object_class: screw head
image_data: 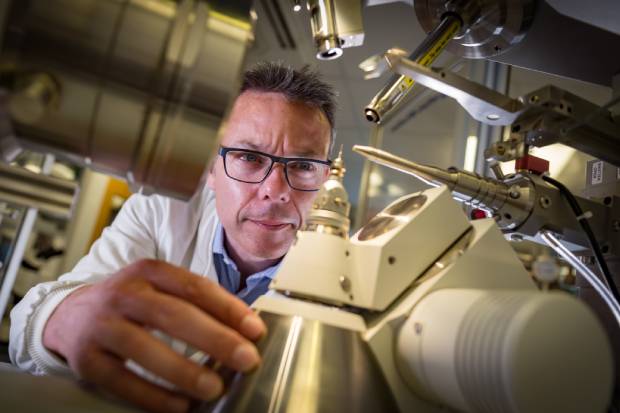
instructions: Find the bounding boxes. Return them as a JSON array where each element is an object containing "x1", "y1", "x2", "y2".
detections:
[
  {"x1": 539, "y1": 196, "x2": 552, "y2": 209},
  {"x1": 339, "y1": 275, "x2": 351, "y2": 292},
  {"x1": 510, "y1": 233, "x2": 524, "y2": 242}
]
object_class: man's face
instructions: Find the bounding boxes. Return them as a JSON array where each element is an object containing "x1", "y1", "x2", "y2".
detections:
[{"x1": 207, "y1": 91, "x2": 331, "y2": 262}]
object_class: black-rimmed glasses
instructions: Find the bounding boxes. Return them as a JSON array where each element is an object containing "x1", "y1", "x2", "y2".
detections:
[{"x1": 218, "y1": 146, "x2": 331, "y2": 191}]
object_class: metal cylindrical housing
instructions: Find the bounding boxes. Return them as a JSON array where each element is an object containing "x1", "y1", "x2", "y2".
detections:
[
  {"x1": 1, "y1": 0, "x2": 254, "y2": 199},
  {"x1": 397, "y1": 288, "x2": 613, "y2": 413},
  {"x1": 365, "y1": 13, "x2": 460, "y2": 123},
  {"x1": 308, "y1": 0, "x2": 343, "y2": 60},
  {"x1": 415, "y1": 0, "x2": 536, "y2": 59}
]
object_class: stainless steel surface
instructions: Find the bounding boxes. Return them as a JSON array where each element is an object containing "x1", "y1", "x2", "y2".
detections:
[
  {"x1": 414, "y1": 0, "x2": 535, "y2": 60},
  {"x1": 1, "y1": 0, "x2": 254, "y2": 199},
  {"x1": 0, "y1": 363, "x2": 138, "y2": 413},
  {"x1": 364, "y1": 14, "x2": 460, "y2": 124},
  {"x1": 7, "y1": 72, "x2": 61, "y2": 125},
  {"x1": 198, "y1": 312, "x2": 399, "y2": 413},
  {"x1": 490, "y1": 0, "x2": 620, "y2": 86},
  {"x1": 0, "y1": 162, "x2": 77, "y2": 217},
  {"x1": 357, "y1": 193, "x2": 427, "y2": 241},
  {"x1": 383, "y1": 51, "x2": 525, "y2": 125}
]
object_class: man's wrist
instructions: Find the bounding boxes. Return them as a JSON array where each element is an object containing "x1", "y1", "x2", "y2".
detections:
[{"x1": 31, "y1": 284, "x2": 89, "y2": 373}]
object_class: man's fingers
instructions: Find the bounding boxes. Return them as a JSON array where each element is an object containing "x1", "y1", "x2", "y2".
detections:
[
  {"x1": 96, "y1": 319, "x2": 223, "y2": 401},
  {"x1": 128, "y1": 260, "x2": 266, "y2": 340},
  {"x1": 77, "y1": 350, "x2": 191, "y2": 413},
  {"x1": 118, "y1": 289, "x2": 261, "y2": 372}
]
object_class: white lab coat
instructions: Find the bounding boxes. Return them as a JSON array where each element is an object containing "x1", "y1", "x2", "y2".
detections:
[{"x1": 9, "y1": 184, "x2": 222, "y2": 376}]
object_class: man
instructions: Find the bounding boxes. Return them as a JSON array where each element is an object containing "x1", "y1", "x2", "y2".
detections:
[{"x1": 9, "y1": 62, "x2": 336, "y2": 413}]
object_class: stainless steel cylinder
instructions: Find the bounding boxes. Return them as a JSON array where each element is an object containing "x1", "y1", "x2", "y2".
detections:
[
  {"x1": 0, "y1": 0, "x2": 254, "y2": 199},
  {"x1": 308, "y1": 0, "x2": 343, "y2": 60}
]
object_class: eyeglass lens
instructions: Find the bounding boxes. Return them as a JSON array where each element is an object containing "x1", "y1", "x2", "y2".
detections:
[{"x1": 224, "y1": 150, "x2": 328, "y2": 191}]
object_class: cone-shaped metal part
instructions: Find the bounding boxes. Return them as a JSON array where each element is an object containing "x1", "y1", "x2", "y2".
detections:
[
  {"x1": 352, "y1": 145, "x2": 515, "y2": 214},
  {"x1": 196, "y1": 312, "x2": 399, "y2": 413}
]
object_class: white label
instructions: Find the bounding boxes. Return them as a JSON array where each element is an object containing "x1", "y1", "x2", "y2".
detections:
[{"x1": 591, "y1": 161, "x2": 604, "y2": 185}]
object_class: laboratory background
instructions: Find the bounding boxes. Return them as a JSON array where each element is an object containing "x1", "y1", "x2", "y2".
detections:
[{"x1": 0, "y1": 0, "x2": 619, "y2": 412}]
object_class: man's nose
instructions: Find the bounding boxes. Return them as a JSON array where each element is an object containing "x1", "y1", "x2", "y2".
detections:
[{"x1": 258, "y1": 163, "x2": 291, "y2": 202}]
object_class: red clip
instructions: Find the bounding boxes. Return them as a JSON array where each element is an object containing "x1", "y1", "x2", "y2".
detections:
[
  {"x1": 470, "y1": 208, "x2": 488, "y2": 220},
  {"x1": 515, "y1": 154, "x2": 549, "y2": 175}
]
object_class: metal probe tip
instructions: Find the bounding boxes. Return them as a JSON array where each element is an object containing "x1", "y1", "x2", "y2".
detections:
[{"x1": 352, "y1": 145, "x2": 452, "y2": 188}]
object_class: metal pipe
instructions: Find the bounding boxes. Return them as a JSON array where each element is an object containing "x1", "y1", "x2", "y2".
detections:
[
  {"x1": 364, "y1": 13, "x2": 461, "y2": 123},
  {"x1": 541, "y1": 231, "x2": 620, "y2": 328}
]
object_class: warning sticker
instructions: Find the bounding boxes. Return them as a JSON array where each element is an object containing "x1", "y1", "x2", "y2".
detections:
[{"x1": 591, "y1": 161, "x2": 603, "y2": 185}]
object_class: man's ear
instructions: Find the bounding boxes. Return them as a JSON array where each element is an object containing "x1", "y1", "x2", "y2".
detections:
[{"x1": 206, "y1": 159, "x2": 216, "y2": 190}]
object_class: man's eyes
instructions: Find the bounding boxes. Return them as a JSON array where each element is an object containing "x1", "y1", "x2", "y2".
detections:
[
  {"x1": 290, "y1": 161, "x2": 317, "y2": 172},
  {"x1": 238, "y1": 152, "x2": 262, "y2": 163}
]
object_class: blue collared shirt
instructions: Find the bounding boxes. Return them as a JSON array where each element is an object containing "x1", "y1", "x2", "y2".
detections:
[{"x1": 212, "y1": 223, "x2": 281, "y2": 305}]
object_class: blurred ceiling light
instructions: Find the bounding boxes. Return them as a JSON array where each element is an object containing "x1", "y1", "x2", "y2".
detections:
[
  {"x1": 387, "y1": 183, "x2": 405, "y2": 197},
  {"x1": 464, "y1": 135, "x2": 478, "y2": 172},
  {"x1": 368, "y1": 170, "x2": 384, "y2": 197}
]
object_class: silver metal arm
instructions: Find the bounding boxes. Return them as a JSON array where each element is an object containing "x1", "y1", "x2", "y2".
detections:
[{"x1": 377, "y1": 51, "x2": 620, "y2": 167}]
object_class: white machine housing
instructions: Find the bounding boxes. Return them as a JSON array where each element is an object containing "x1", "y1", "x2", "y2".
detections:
[
  {"x1": 259, "y1": 185, "x2": 613, "y2": 413},
  {"x1": 273, "y1": 186, "x2": 470, "y2": 310}
]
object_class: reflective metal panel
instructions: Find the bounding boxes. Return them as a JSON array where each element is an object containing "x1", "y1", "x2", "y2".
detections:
[
  {"x1": 357, "y1": 193, "x2": 427, "y2": 241},
  {"x1": 1, "y1": 0, "x2": 254, "y2": 198},
  {"x1": 196, "y1": 312, "x2": 399, "y2": 413}
]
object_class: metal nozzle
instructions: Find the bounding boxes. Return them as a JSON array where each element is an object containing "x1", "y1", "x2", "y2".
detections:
[
  {"x1": 352, "y1": 145, "x2": 453, "y2": 187},
  {"x1": 351, "y1": 145, "x2": 531, "y2": 219},
  {"x1": 364, "y1": 108, "x2": 379, "y2": 123},
  {"x1": 316, "y1": 37, "x2": 343, "y2": 60}
]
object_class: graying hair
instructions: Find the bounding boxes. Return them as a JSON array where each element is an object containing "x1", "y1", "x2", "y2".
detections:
[{"x1": 240, "y1": 62, "x2": 337, "y2": 152}]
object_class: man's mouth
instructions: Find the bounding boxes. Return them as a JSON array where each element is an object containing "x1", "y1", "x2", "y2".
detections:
[{"x1": 247, "y1": 219, "x2": 295, "y2": 231}]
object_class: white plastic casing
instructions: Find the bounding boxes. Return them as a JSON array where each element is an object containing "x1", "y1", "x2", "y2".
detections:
[
  {"x1": 396, "y1": 289, "x2": 613, "y2": 413},
  {"x1": 271, "y1": 186, "x2": 471, "y2": 310}
]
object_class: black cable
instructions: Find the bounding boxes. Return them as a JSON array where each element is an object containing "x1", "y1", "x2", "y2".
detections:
[{"x1": 541, "y1": 175, "x2": 620, "y2": 302}]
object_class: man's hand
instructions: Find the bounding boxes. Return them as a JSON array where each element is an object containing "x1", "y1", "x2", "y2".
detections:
[{"x1": 42, "y1": 259, "x2": 266, "y2": 413}]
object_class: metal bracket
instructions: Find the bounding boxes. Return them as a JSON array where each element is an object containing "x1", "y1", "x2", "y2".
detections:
[{"x1": 383, "y1": 50, "x2": 525, "y2": 125}]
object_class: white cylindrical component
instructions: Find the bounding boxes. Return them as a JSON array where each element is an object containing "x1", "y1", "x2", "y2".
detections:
[{"x1": 397, "y1": 289, "x2": 613, "y2": 413}]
